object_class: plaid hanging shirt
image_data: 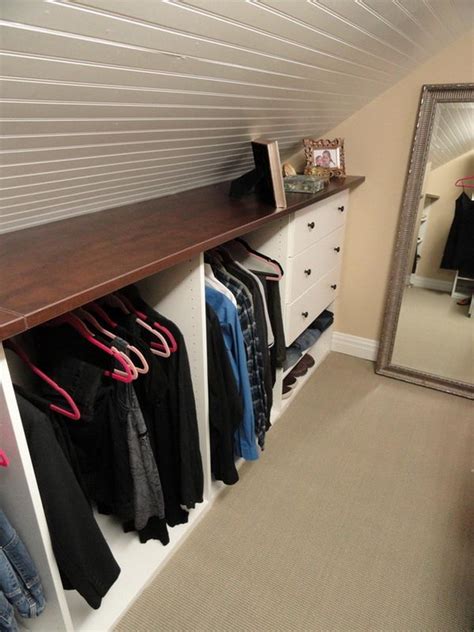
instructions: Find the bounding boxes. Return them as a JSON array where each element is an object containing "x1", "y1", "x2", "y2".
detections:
[{"x1": 209, "y1": 258, "x2": 268, "y2": 449}]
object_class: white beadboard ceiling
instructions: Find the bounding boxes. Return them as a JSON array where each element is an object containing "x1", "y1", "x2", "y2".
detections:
[
  {"x1": 428, "y1": 103, "x2": 474, "y2": 170},
  {"x1": 0, "y1": 0, "x2": 472, "y2": 233}
]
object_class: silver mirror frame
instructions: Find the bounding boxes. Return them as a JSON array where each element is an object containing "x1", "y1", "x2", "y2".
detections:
[{"x1": 376, "y1": 83, "x2": 474, "y2": 400}]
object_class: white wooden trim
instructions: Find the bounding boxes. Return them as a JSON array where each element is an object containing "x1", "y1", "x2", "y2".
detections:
[
  {"x1": 331, "y1": 332, "x2": 379, "y2": 361},
  {"x1": 410, "y1": 275, "x2": 452, "y2": 292}
]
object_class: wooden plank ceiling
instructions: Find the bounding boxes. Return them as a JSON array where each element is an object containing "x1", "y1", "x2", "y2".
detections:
[
  {"x1": 1, "y1": 0, "x2": 472, "y2": 233},
  {"x1": 428, "y1": 103, "x2": 474, "y2": 169}
]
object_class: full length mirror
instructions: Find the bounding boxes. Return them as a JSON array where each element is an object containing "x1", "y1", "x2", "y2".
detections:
[{"x1": 377, "y1": 84, "x2": 473, "y2": 399}]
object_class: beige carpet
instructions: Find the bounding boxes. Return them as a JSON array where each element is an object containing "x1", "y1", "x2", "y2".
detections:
[
  {"x1": 116, "y1": 354, "x2": 473, "y2": 632},
  {"x1": 393, "y1": 287, "x2": 473, "y2": 384}
]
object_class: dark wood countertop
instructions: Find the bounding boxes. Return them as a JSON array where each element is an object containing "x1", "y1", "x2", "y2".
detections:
[
  {"x1": 0, "y1": 309, "x2": 26, "y2": 341},
  {"x1": 0, "y1": 175, "x2": 364, "y2": 340}
]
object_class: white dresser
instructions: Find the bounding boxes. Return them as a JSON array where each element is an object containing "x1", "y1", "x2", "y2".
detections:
[{"x1": 283, "y1": 191, "x2": 349, "y2": 345}]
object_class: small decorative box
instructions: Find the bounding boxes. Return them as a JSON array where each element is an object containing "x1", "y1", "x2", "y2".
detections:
[{"x1": 283, "y1": 175, "x2": 326, "y2": 194}]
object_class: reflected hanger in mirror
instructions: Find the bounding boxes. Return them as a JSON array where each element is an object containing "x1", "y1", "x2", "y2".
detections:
[
  {"x1": 376, "y1": 82, "x2": 474, "y2": 400},
  {"x1": 0, "y1": 449, "x2": 10, "y2": 468},
  {"x1": 455, "y1": 175, "x2": 474, "y2": 189}
]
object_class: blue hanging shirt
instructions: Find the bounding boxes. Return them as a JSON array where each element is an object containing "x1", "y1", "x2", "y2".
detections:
[{"x1": 205, "y1": 285, "x2": 259, "y2": 461}]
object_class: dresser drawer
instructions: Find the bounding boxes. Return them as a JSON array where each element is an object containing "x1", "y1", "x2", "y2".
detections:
[
  {"x1": 284, "y1": 266, "x2": 340, "y2": 345},
  {"x1": 286, "y1": 226, "x2": 344, "y2": 303},
  {"x1": 288, "y1": 191, "x2": 348, "y2": 256}
]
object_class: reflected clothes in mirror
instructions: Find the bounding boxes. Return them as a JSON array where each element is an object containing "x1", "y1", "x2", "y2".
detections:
[
  {"x1": 376, "y1": 85, "x2": 474, "y2": 398},
  {"x1": 440, "y1": 192, "x2": 474, "y2": 276}
]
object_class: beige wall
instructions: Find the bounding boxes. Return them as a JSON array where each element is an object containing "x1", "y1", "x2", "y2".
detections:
[
  {"x1": 291, "y1": 30, "x2": 474, "y2": 341},
  {"x1": 417, "y1": 151, "x2": 474, "y2": 282}
]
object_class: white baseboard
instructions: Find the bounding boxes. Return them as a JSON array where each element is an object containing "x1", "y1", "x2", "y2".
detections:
[
  {"x1": 331, "y1": 332, "x2": 379, "y2": 361},
  {"x1": 410, "y1": 275, "x2": 452, "y2": 293}
]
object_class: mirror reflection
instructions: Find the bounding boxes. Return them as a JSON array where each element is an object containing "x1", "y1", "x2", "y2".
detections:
[{"x1": 392, "y1": 102, "x2": 474, "y2": 384}]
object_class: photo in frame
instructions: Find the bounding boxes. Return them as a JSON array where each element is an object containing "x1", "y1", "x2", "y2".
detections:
[{"x1": 303, "y1": 138, "x2": 345, "y2": 179}]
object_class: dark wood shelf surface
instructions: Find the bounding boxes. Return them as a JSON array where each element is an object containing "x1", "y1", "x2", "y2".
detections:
[{"x1": 0, "y1": 175, "x2": 364, "y2": 340}]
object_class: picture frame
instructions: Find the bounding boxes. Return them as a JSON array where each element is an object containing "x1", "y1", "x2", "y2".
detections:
[{"x1": 303, "y1": 138, "x2": 345, "y2": 179}]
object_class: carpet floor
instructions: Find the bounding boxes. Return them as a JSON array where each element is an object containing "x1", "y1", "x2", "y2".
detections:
[
  {"x1": 115, "y1": 353, "x2": 473, "y2": 632},
  {"x1": 393, "y1": 286, "x2": 473, "y2": 384}
]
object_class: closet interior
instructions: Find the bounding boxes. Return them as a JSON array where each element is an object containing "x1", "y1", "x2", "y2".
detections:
[{"x1": 0, "y1": 177, "x2": 363, "y2": 631}]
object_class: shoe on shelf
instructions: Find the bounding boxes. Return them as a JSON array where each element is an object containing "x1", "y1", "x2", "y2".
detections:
[
  {"x1": 299, "y1": 354, "x2": 315, "y2": 369},
  {"x1": 282, "y1": 384, "x2": 293, "y2": 399},
  {"x1": 283, "y1": 374, "x2": 297, "y2": 387},
  {"x1": 288, "y1": 361, "x2": 308, "y2": 378}
]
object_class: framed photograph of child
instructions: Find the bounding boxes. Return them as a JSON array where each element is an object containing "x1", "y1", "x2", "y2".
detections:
[{"x1": 303, "y1": 138, "x2": 345, "y2": 179}]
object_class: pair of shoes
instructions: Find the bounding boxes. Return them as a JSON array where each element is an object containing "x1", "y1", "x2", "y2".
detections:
[
  {"x1": 299, "y1": 354, "x2": 315, "y2": 369},
  {"x1": 282, "y1": 384, "x2": 293, "y2": 399},
  {"x1": 289, "y1": 363, "x2": 307, "y2": 378},
  {"x1": 288, "y1": 354, "x2": 315, "y2": 378},
  {"x1": 283, "y1": 374, "x2": 297, "y2": 388}
]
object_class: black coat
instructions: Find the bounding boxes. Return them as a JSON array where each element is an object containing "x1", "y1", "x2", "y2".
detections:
[
  {"x1": 440, "y1": 192, "x2": 474, "y2": 276},
  {"x1": 206, "y1": 304, "x2": 242, "y2": 485},
  {"x1": 15, "y1": 391, "x2": 120, "y2": 609}
]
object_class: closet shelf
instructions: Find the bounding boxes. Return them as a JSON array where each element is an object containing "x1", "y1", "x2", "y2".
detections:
[
  {"x1": 0, "y1": 309, "x2": 26, "y2": 340},
  {"x1": 0, "y1": 176, "x2": 364, "y2": 341}
]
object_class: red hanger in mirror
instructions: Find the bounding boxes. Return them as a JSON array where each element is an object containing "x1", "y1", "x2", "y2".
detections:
[{"x1": 0, "y1": 449, "x2": 10, "y2": 468}]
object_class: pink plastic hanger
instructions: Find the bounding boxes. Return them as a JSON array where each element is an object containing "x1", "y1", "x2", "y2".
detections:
[
  {"x1": 135, "y1": 318, "x2": 171, "y2": 358},
  {"x1": 455, "y1": 175, "x2": 474, "y2": 189},
  {"x1": 115, "y1": 293, "x2": 148, "y2": 321},
  {"x1": 236, "y1": 238, "x2": 283, "y2": 279},
  {"x1": 85, "y1": 302, "x2": 118, "y2": 329},
  {"x1": 4, "y1": 339, "x2": 81, "y2": 420},
  {"x1": 220, "y1": 241, "x2": 282, "y2": 281},
  {"x1": 49, "y1": 313, "x2": 135, "y2": 383},
  {"x1": 115, "y1": 292, "x2": 178, "y2": 353},
  {"x1": 101, "y1": 295, "x2": 172, "y2": 358},
  {"x1": 77, "y1": 307, "x2": 149, "y2": 376},
  {"x1": 0, "y1": 449, "x2": 10, "y2": 468}
]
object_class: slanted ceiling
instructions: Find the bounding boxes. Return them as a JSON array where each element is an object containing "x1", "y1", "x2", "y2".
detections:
[
  {"x1": 0, "y1": 0, "x2": 472, "y2": 233},
  {"x1": 428, "y1": 103, "x2": 474, "y2": 170}
]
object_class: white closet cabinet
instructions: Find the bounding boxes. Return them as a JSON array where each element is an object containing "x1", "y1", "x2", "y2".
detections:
[{"x1": 0, "y1": 182, "x2": 357, "y2": 631}]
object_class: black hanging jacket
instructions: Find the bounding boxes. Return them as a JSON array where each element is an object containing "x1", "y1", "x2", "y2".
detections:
[
  {"x1": 15, "y1": 391, "x2": 120, "y2": 609},
  {"x1": 440, "y1": 192, "x2": 474, "y2": 276},
  {"x1": 206, "y1": 304, "x2": 242, "y2": 485}
]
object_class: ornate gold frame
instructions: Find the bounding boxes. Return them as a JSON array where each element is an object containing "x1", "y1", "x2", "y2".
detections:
[
  {"x1": 376, "y1": 83, "x2": 474, "y2": 400},
  {"x1": 303, "y1": 138, "x2": 345, "y2": 179}
]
